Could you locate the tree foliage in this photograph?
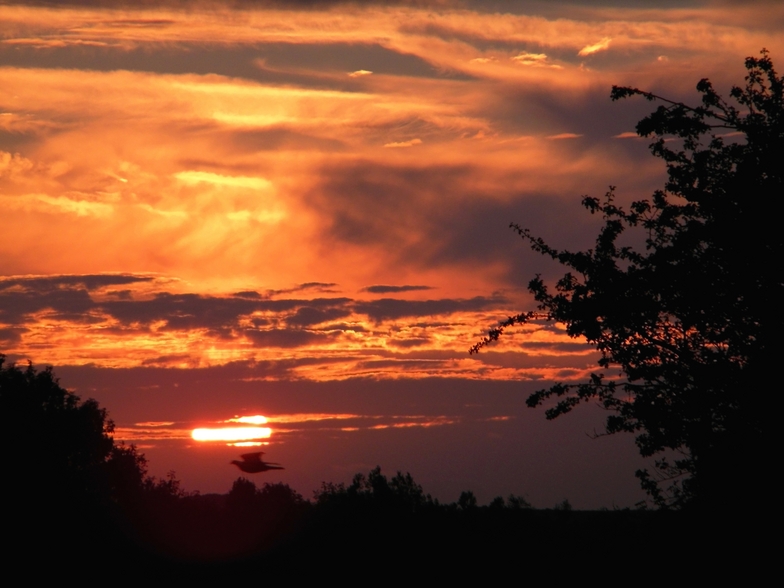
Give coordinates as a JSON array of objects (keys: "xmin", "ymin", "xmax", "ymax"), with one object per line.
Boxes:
[
  {"xmin": 314, "ymin": 466, "xmax": 435, "ymax": 514},
  {"xmin": 471, "ymin": 50, "xmax": 781, "ymax": 508},
  {"xmin": 0, "ymin": 354, "xmax": 180, "ymax": 515},
  {"xmin": 0, "ymin": 355, "xmax": 113, "ymax": 497}
]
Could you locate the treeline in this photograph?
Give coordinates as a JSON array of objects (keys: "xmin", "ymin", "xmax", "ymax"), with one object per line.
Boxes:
[{"xmin": 119, "ymin": 468, "xmax": 657, "ymax": 566}]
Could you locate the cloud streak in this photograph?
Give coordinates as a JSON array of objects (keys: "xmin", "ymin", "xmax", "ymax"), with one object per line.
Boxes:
[
  {"xmin": 0, "ymin": 272, "xmax": 597, "ymax": 381},
  {"xmin": 361, "ymin": 285, "xmax": 433, "ymax": 294}
]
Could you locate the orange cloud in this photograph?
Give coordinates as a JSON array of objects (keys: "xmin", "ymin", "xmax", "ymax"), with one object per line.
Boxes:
[
  {"xmin": 384, "ymin": 138, "xmax": 422, "ymax": 148},
  {"xmin": 511, "ymin": 52, "xmax": 562, "ymax": 69},
  {"xmin": 1, "ymin": 2, "xmax": 778, "ymax": 384}
]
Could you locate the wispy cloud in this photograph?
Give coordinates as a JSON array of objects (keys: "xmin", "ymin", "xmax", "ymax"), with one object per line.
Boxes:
[
  {"xmin": 174, "ymin": 171, "xmax": 273, "ymax": 190},
  {"xmin": 2, "ymin": 194, "xmax": 114, "ymax": 217},
  {"xmin": 384, "ymin": 138, "xmax": 422, "ymax": 148},
  {"xmin": 361, "ymin": 285, "xmax": 433, "ymax": 294},
  {"xmin": 2, "ymin": 38, "xmax": 112, "ymax": 48},
  {"xmin": 546, "ymin": 133, "xmax": 583, "ymax": 140},
  {"xmin": 578, "ymin": 37, "xmax": 612, "ymax": 57},
  {"xmin": 511, "ymin": 52, "xmax": 561, "ymax": 69}
]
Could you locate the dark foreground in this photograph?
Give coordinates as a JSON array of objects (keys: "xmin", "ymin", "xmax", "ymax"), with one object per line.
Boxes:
[
  {"xmin": 0, "ymin": 358, "xmax": 765, "ymax": 578},
  {"xmin": 5, "ymin": 470, "xmax": 764, "ymax": 580}
]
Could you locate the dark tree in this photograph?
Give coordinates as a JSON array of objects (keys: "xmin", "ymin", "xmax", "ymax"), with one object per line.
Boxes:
[
  {"xmin": 471, "ymin": 50, "xmax": 781, "ymax": 508},
  {"xmin": 0, "ymin": 354, "xmax": 162, "ymax": 569},
  {"xmin": 314, "ymin": 466, "xmax": 434, "ymax": 513},
  {"xmin": 0, "ymin": 355, "xmax": 160, "ymax": 519},
  {"xmin": 0, "ymin": 355, "xmax": 113, "ymax": 498}
]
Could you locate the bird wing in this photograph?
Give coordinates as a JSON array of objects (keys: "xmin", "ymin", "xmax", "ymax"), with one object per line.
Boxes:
[{"xmin": 240, "ymin": 452, "xmax": 264, "ymax": 463}]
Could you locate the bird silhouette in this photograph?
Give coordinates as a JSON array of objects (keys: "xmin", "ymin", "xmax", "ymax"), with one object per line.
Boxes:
[{"xmin": 230, "ymin": 451, "xmax": 285, "ymax": 473}]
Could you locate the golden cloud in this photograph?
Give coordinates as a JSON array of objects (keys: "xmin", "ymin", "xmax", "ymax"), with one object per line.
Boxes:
[
  {"xmin": 578, "ymin": 37, "xmax": 612, "ymax": 57},
  {"xmin": 1, "ymin": 2, "xmax": 778, "ymax": 382},
  {"xmin": 384, "ymin": 138, "xmax": 422, "ymax": 148}
]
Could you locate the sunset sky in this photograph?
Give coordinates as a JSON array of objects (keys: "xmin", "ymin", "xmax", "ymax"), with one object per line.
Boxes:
[{"xmin": 2, "ymin": 0, "xmax": 780, "ymax": 508}]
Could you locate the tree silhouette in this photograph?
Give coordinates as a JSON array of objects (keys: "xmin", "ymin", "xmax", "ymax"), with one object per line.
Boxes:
[
  {"xmin": 0, "ymin": 355, "xmax": 114, "ymax": 499},
  {"xmin": 0, "ymin": 353, "xmax": 177, "ymax": 559},
  {"xmin": 313, "ymin": 466, "xmax": 438, "ymax": 521},
  {"xmin": 471, "ymin": 50, "xmax": 781, "ymax": 508}
]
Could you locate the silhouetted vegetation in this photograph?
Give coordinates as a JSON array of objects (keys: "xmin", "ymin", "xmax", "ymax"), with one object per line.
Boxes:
[
  {"xmin": 472, "ymin": 50, "xmax": 780, "ymax": 509},
  {"xmin": 0, "ymin": 355, "xmax": 763, "ymax": 574},
  {"xmin": 0, "ymin": 355, "xmax": 187, "ymax": 572}
]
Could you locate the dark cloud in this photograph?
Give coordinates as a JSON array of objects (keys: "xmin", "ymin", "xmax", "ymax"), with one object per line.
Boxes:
[
  {"xmin": 426, "ymin": 195, "xmax": 608, "ymax": 288},
  {"xmin": 362, "ymin": 285, "xmax": 433, "ymax": 294},
  {"xmin": 140, "ymin": 353, "xmax": 196, "ymax": 367},
  {"xmin": 47, "ymin": 312, "xmax": 106, "ymax": 324},
  {"xmin": 0, "ymin": 275, "xmax": 349, "ymax": 331},
  {"xmin": 311, "ymin": 162, "xmax": 478, "ymax": 249},
  {"xmin": 286, "ymin": 306, "xmax": 352, "ymax": 327},
  {"xmin": 284, "ymin": 78, "xmax": 688, "ymax": 296},
  {"xmin": 266, "ymin": 283, "xmax": 340, "ymax": 296},
  {"xmin": 0, "ymin": 327, "xmax": 26, "ymax": 344},
  {"xmin": 0, "ymin": 40, "xmax": 460, "ymax": 89},
  {"xmin": 102, "ymin": 293, "xmax": 264, "ymax": 330},
  {"xmin": 0, "ymin": 129, "xmax": 38, "ymax": 152},
  {"xmin": 0, "ymin": 43, "xmax": 263, "ymax": 81},
  {"xmin": 315, "ymin": 322, "xmax": 367, "ymax": 332},
  {"xmin": 354, "ymin": 295, "xmax": 507, "ymax": 322},
  {"xmin": 101, "ymin": 293, "xmax": 352, "ymax": 330},
  {"xmin": 101, "ymin": 18, "xmax": 175, "ymax": 27},
  {"xmin": 232, "ymin": 290, "xmax": 262, "ymax": 299},
  {"xmin": 250, "ymin": 42, "xmax": 452, "ymax": 80},
  {"xmin": 0, "ymin": 274, "xmax": 153, "ymax": 292},
  {"xmin": 310, "ymin": 158, "xmax": 659, "ymax": 288},
  {"xmin": 244, "ymin": 328, "xmax": 337, "ymax": 348},
  {"xmin": 0, "ymin": 286, "xmax": 95, "ymax": 324},
  {"xmin": 0, "ymin": 272, "xmax": 523, "ymax": 349},
  {"xmin": 104, "ymin": 290, "xmax": 134, "ymax": 300},
  {"xmin": 228, "ymin": 128, "xmax": 348, "ymax": 153},
  {"xmin": 387, "ymin": 337, "xmax": 431, "ymax": 348},
  {"xmin": 513, "ymin": 85, "xmax": 663, "ymax": 142},
  {"xmin": 299, "ymin": 282, "xmax": 339, "ymax": 290}
]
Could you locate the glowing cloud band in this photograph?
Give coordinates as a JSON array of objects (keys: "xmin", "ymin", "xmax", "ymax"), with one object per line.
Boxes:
[
  {"xmin": 227, "ymin": 415, "xmax": 269, "ymax": 425},
  {"xmin": 191, "ymin": 427, "xmax": 272, "ymax": 441}
]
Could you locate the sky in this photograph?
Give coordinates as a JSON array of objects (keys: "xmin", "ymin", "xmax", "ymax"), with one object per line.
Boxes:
[{"xmin": 1, "ymin": 0, "xmax": 780, "ymax": 508}]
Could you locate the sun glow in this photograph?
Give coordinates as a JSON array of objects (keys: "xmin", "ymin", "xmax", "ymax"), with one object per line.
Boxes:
[
  {"xmin": 229, "ymin": 441, "xmax": 267, "ymax": 447},
  {"xmin": 226, "ymin": 415, "xmax": 268, "ymax": 425},
  {"xmin": 191, "ymin": 427, "xmax": 272, "ymax": 442}
]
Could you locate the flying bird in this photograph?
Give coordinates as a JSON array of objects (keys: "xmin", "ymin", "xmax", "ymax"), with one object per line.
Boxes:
[{"xmin": 231, "ymin": 451, "xmax": 285, "ymax": 473}]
